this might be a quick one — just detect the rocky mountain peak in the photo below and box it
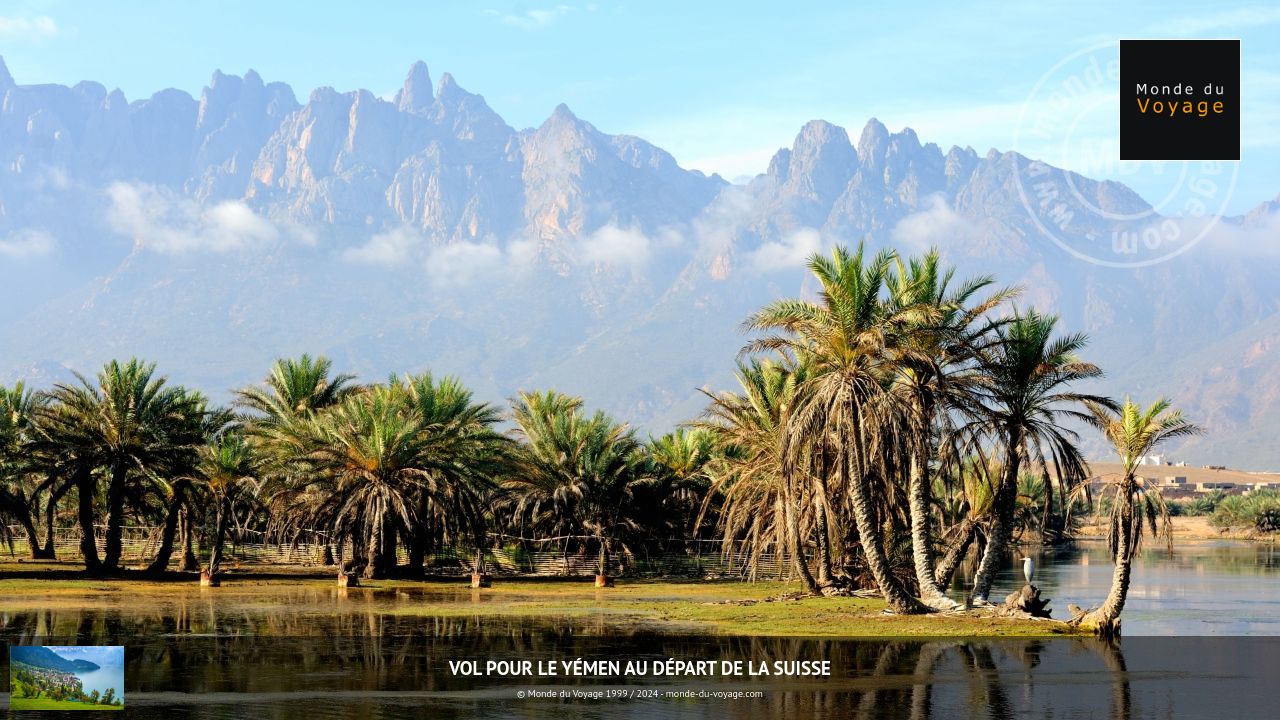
[792,120,856,162]
[538,103,590,137]
[856,117,890,165]
[772,119,858,207]
[0,56,12,90]
[395,61,433,114]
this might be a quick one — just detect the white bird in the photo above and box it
[1022,557,1036,585]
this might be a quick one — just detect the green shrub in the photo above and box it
[1211,490,1280,534]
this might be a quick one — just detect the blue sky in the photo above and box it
[47,645,124,667]
[1,1,1277,212]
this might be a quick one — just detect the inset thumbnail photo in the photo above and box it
[9,646,124,711]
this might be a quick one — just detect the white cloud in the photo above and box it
[0,229,56,258]
[748,228,823,272]
[890,194,982,251]
[342,226,420,265]
[0,15,57,39]
[1149,7,1280,36]
[425,240,505,286]
[484,5,570,29]
[577,224,652,268]
[105,182,295,253]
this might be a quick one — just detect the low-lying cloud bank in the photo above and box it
[105,182,314,253]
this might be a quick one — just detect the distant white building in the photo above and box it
[1137,454,1169,466]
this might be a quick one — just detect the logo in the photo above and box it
[1012,42,1239,268]
[1120,39,1240,161]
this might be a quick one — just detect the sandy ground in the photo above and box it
[1079,515,1260,541]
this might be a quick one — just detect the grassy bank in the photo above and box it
[9,679,121,711]
[0,562,1082,638]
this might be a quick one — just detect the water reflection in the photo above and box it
[4,605,1274,719]
[963,539,1280,635]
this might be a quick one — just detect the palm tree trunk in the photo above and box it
[784,472,820,594]
[74,467,102,573]
[814,493,834,586]
[147,479,188,573]
[1040,469,1055,543]
[18,514,42,560]
[971,428,1022,602]
[934,518,977,590]
[178,508,200,572]
[908,446,958,608]
[382,516,398,577]
[101,463,127,572]
[208,494,230,576]
[814,446,836,585]
[39,483,68,560]
[1082,489,1134,637]
[847,421,927,614]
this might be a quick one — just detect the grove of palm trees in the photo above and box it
[0,243,1197,636]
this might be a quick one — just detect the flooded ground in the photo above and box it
[0,540,1276,717]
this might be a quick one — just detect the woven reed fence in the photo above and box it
[3,525,794,579]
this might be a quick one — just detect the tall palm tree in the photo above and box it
[746,243,927,614]
[968,311,1111,602]
[506,390,649,580]
[887,249,1017,608]
[1078,397,1199,636]
[36,360,208,574]
[699,359,820,589]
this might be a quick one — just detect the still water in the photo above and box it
[0,539,1276,719]
[982,539,1280,635]
[75,664,124,701]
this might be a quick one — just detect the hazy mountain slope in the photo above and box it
[2,58,1278,467]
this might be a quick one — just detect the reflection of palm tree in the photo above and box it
[908,642,951,720]
[1073,638,1134,720]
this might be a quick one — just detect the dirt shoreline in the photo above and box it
[1078,515,1271,542]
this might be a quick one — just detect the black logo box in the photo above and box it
[1120,39,1240,161]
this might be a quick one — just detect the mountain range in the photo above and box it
[2,58,1278,467]
[10,646,100,673]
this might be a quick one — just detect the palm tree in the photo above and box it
[746,243,927,613]
[887,249,1017,608]
[145,399,234,574]
[36,360,208,574]
[1077,397,1199,636]
[506,390,649,582]
[267,383,481,579]
[968,311,1111,603]
[235,354,358,426]
[394,372,508,576]
[238,354,358,564]
[195,431,261,577]
[0,383,47,558]
[647,427,721,541]
[699,359,820,589]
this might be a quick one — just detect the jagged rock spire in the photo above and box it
[396,61,433,113]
